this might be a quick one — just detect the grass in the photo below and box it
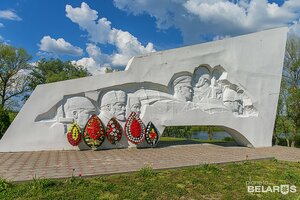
[1,160,300,199]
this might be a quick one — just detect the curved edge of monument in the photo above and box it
[0,27,288,152]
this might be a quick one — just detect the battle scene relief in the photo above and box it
[35,65,258,149]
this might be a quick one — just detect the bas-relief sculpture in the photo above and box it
[191,66,258,116]
[99,90,127,123]
[0,28,288,152]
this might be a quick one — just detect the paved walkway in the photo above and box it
[1,143,300,182]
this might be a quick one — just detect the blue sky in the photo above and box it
[0,0,300,74]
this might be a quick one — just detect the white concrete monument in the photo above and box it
[0,27,288,152]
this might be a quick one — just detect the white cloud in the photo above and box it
[85,43,109,64]
[0,35,10,45]
[113,0,300,43]
[73,57,101,75]
[111,30,155,66]
[39,36,83,56]
[29,62,37,67]
[0,23,4,28]
[66,2,155,74]
[36,51,57,59]
[0,10,21,21]
[66,3,112,44]
[73,43,111,75]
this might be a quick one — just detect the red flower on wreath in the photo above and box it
[83,115,106,149]
[130,118,142,138]
[87,119,101,139]
[145,122,159,146]
[149,129,157,139]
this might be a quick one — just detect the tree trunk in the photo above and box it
[1,81,7,108]
[0,96,5,109]
[286,138,290,147]
[291,129,297,148]
[274,135,280,145]
[291,140,295,147]
[208,126,213,140]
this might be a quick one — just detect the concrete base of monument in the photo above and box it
[0,27,287,152]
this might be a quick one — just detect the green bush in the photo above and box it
[163,126,192,138]
[222,137,235,142]
[295,135,300,147]
[201,163,220,172]
[138,165,156,178]
[0,108,10,139]
[0,178,12,192]
[8,111,17,123]
[272,135,300,147]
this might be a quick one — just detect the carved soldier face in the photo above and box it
[196,74,211,88]
[130,103,141,115]
[178,83,193,101]
[110,101,126,121]
[100,90,127,121]
[73,109,95,128]
[64,97,96,129]
[173,75,193,101]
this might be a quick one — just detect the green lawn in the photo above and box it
[1,160,299,199]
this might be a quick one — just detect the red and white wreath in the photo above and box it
[124,112,145,144]
[106,117,122,144]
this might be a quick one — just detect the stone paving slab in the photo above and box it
[0,144,299,182]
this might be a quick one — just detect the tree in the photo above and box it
[274,79,289,145]
[105,67,114,73]
[286,87,300,147]
[284,35,300,89]
[0,44,32,108]
[0,107,10,139]
[275,34,300,147]
[284,35,300,147]
[275,115,295,146]
[28,59,90,90]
